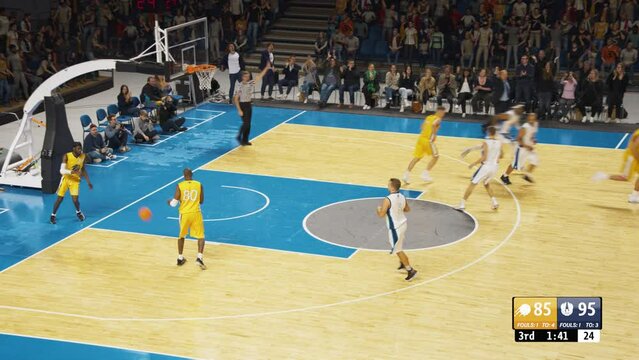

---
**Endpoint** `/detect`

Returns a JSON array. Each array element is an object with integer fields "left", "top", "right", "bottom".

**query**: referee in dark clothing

[{"left": 234, "top": 65, "right": 272, "bottom": 146}]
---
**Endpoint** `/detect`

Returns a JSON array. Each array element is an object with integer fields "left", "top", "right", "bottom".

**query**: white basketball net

[{"left": 195, "top": 68, "right": 216, "bottom": 91}]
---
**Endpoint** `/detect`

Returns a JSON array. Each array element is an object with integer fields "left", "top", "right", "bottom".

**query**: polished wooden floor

[{"left": 0, "top": 123, "right": 637, "bottom": 359}]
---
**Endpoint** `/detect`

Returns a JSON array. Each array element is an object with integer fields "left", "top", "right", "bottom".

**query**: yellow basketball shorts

[
  {"left": 56, "top": 177, "right": 80, "bottom": 197},
  {"left": 179, "top": 212, "right": 205, "bottom": 239},
  {"left": 413, "top": 138, "right": 438, "bottom": 158}
]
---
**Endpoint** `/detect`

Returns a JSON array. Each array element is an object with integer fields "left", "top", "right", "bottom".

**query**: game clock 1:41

[
  {"left": 513, "top": 297, "right": 602, "bottom": 342},
  {"left": 515, "top": 330, "right": 600, "bottom": 342}
]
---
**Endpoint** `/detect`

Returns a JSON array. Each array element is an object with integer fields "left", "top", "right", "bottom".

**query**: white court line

[
  {"left": 138, "top": 112, "right": 225, "bottom": 147},
  {"left": 85, "top": 156, "right": 129, "bottom": 168},
  {"left": 0, "top": 177, "right": 519, "bottom": 322},
  {"left": 0, "top": 110, "right": 305, "bottom": 275},
  {"left": 202, "top": 169, "right": 424, "bottom": 194},
  {"left": 89, "top": 227, "right": 351, "bottom": 261},
  {"left": 166, "top": 185, "right": 270, "bottom": 222},
  {"left": 0, "top": 208, "right": 8, "bottom": 215},
  {"left": 0, "top": 331, "right": 201, "bottom": 360},
  {"left": 615, "top": 133, "right": 630, "bottom": 149},
  {"left": 288, "top": 121, "right": 628, "bottom": 150},
  {"left": 195, "top": 108, "right": 225, "bottom": 113},
  {"left": 0, "top": 132, "right": 521, "bottom": 322}
]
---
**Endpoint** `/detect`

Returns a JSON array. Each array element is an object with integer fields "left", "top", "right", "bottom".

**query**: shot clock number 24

[{"left": 512, "top": 297, "right": 602, "bottom": 343}]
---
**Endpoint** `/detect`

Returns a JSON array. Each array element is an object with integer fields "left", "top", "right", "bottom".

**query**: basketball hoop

[{"left": 186, "top": 64, "right": 217, "bottom": 91}]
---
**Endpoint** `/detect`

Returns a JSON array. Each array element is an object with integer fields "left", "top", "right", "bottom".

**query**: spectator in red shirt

[{"left": 601, "top": 39, "right": 621, "bottom": 74}]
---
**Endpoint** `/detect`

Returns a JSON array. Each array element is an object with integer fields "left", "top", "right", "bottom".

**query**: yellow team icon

[{"left": 513, "top": 297, "right": 558, "bottom": 330}]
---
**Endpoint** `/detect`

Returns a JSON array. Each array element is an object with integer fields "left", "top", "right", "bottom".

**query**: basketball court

[{"left": 0, "top": 17, "right": 638, "bottom": 360}]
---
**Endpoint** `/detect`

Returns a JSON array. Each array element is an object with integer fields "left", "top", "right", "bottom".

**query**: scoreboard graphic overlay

[{"left": 512, "top": 297, "right": 602, "bottom": 342}]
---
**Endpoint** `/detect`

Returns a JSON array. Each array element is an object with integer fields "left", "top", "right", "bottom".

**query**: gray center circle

[{"left": 304, "top": 198, "right": 478, "bottom": 251}]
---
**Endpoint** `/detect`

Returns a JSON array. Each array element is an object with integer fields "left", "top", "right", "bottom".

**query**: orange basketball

[{"left": 138, "top": 207, "right": 152, "bottom": 222}]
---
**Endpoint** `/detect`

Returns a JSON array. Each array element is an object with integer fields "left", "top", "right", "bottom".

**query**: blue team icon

[{"left": 557, "top": 297, "right": 602, "bottom": 330}]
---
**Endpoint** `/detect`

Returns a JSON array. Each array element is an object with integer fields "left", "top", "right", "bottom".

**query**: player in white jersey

[
  {"left": 501, "top": 113, "right": 539, "bottom": 184},
  {"left": 497, "top": 104, "right": 524, "bottom": 144},
  {"left": 461, "top": 105, "right": 523, "bottom": 159},
  {"left": 457, "top": 126, "right": 503, "bottom": 210},
  {"left": 376, "top": 178, "right": 417, "bottom": 281}
]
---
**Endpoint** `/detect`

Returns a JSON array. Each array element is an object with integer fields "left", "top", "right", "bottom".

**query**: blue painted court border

[
  {"left": 0, "top": 103, "right": 302, "bottom": 272},
  {"left": 0, "top": 105, "right": 634, "bottom": 358},
  {"left": 0, "top": 333, "right": 188, "bottom": 360},
  {"left": 93, "top": 170, "right": 422, "bottom": 259},
  {"left": 288, "top": 110, "right": 632, "bottom": 149}
]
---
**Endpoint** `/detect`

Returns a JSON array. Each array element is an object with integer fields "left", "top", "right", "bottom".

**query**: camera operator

[
  {"left": 158, "top": 96, "right": 187, "bottom": 133},
  {"left": 105, "top": 115, "right": 131, "bottom": 153}
]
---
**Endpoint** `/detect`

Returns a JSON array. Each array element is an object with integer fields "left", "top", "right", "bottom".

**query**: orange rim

[{"left": 185, "top": 64, "right": 217, "bottom": 74}]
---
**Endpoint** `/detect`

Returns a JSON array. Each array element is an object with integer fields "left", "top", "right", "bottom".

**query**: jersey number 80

[{"left": 182, "top": 190, "right": 199, "bottom": 201}]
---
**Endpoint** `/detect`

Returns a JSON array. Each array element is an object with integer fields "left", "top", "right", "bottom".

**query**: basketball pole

[{"left": 0, "top": 18, "right": 209, "bottom": 189}]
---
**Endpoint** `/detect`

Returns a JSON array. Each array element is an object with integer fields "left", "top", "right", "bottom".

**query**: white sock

[
  {"left": 51, "top": 213, "right": 56, "bottom": 216},
  {"left": 459, "top": 199, "right": 466, "bottom": 207},
  {"left": 197, "top": 253, "right": 203, "bottom": 260},
  {"left": 491, "top": 197, "right": 498, "bottom": 205},
  {"left": 405, "top": 265, "right": 413, "bottom": 271},
  {"left": 633, "top": 190, "right": 639, "bottom": 196},
  {"left": 76, "top": 210, "right": 81, "bottom": 213},
  {"left": 178, "top": 254, "right": 184, "bottom": 260}
]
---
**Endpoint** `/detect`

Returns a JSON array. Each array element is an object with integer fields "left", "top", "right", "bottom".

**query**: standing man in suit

[
  {"left": 259, "top": 43, "right": 276, "bottom": 100},
  {"left": 514, "top": 55, "right": 535, "bottom": 112},
  {"left": 492, "top": 69, "right": 512, "bottom": 114}
]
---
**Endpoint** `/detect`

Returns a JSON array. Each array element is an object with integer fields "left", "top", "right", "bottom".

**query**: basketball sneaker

[
  {"left": 196, "top": 258, "right": 207, "bottom": 270},
  {"left": 402, "top": 170, "right": 410, "bottom": 184},
  {"left": 523, "top": 175, "right": 535, "bottom": 183},
  {"left": 397, "top": 262, "right": 405, "bottom": 270},
  {"left": 177, "top": 258, "right": 187, "bottom": 266},
  {"left": 50, "top": 214, "right": 56, "bottom": 224},
  {"left": 420, "top": 170, "right": 432, "bottom": 182},
  {"left": 405, "top": 269, "right": 418, "bottom": 281},
  {"left": 629, "top": 193, "right": 639, "bottom": 204},
  {"left": 76, "top": 211, "right": 85, "bottom": 221},
  {"left": 500, "top": 175, "right": 511, "bottom": 185}
]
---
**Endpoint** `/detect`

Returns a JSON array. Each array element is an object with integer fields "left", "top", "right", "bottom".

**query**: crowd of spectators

[
  {"left": 0, "top": 0, "right": 282, "bottom": 108},
  {"left": 247, "top": 42, "right": 629, "bottom": 122},
  {"left": 242, "top": 0, "right": 633, "bottom": 123},
  {"left": 326, "top": 0, "right": 639, "bottom": 79}
]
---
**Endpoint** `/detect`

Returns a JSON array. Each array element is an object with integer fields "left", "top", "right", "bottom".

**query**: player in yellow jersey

[
  {"left": 403, "top": 106, "right": 446, "bottom": 183},
  {"left": 50, "top": 142, "right": 93, "bottom": 224},
  {"left": 594, "top": 128, "right": 639, "bottom": 203},
  {"left": 168, "top": 168, "right": 207, "bottom": 269}
]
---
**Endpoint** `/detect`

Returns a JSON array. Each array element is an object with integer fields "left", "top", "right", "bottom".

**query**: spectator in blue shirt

[{"left": 84, "top": 124, "right": 115, "bottom": 163}]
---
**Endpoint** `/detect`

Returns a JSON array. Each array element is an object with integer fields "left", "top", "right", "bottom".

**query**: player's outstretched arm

[
  {"left": 516, "top": 128, "right": 527, "bottom": 148},
  {"left": 168, "top": 185, "right": 180, "bottom": 207},
  {"left": 376, "top": 198, "right": 390, "bottom": 217},
  {"left": 431, "top": 120, "right": 441, "bottom": 142},
  {"left": 470, "top": 142, "right": 488, "bottom": 168},
  {"left": 461, "top": 145, "right": 482, "bottom": 158},
  {"left": 59, "top": 154, "right": 70, "bottom": 175},
  {"left": 254, "top": 62, "right": 271, "bottom": 83},
  {"left": 631, "top": 136, "right": 639, "bottom": 161},
  {"left": 81, "top": 159, "right": 93, "bottom": 190}
]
